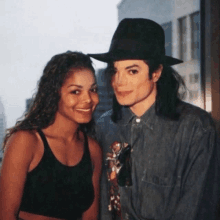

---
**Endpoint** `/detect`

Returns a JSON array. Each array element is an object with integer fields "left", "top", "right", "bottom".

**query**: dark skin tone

[{"left": 0, "top": 69, "right": 102, "bottom": 220}]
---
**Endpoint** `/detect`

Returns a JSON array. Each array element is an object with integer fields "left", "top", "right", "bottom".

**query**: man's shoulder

[
  {"left": 95, "top": 109, "right": 115, "bottom": 134},
  {"left": 95, "top": 109, "right": 120, "bottom": 143},
  {"left": 178, "top": 101, "right": 215, "bottom": 131},
  {"left": 96, "top": 109, "right": 113, "bottom": 124}
]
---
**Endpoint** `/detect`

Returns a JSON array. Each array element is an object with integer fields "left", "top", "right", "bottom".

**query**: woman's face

[{"left": 57, "top": 68, "right": 99, "bottom": 125}]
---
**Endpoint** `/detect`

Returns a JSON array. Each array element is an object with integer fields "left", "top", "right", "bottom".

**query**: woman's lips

[{"left": 76, "top": 108, "right": 92, "bottom": 113}]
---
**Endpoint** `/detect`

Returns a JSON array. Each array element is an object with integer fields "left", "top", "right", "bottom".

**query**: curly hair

[
  {"left": 105, "top": 59, "right": 186, "bottom": 122},
  {"left": 3, "top": 51, "right": 96, "bottom": 149}
]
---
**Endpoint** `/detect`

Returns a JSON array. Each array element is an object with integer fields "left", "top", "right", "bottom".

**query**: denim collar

[{"left": 118, "top": 103, "right": 156, "bottom": 130}]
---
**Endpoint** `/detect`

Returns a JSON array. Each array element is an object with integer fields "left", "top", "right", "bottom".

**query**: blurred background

[{"left": 0, "top": 0, "right": 219, "bottom": 163}]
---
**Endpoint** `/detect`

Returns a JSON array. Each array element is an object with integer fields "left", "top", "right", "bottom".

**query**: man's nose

[{"left": 115, "top": 72, "right": 126, "bottom": 86}]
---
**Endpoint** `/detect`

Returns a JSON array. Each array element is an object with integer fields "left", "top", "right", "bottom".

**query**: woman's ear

[{"left": 152, "top": 64, "right": 163, "bottom": 82}]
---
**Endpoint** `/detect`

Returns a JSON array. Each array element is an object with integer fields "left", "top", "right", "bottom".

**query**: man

[{"left": 88, "top": 18, "right": 219, "bottom": 220}]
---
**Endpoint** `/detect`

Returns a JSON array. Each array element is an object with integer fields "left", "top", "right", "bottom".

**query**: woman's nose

[{"left": 82, "top": 92, "right": 92, "bottom": 103}]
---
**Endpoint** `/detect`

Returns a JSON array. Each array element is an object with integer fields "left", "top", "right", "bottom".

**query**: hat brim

[{"left": 88, "top": 52, "right": 183, "bottom": 66}]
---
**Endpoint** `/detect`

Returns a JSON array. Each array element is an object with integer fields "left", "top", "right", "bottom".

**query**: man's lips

[{"left": 115, "top": 90, "right": 133, "bottom": 96}]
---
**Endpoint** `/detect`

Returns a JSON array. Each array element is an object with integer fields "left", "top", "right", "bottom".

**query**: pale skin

[
  {"left": 0, "top": 69, "right": 102, "bottom": 220},
  {"left": 111, "top": 60, "right": 163, "bottom": 116}
]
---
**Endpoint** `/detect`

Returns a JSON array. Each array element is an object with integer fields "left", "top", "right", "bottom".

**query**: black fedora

[{"left": 88, "top": 18, "right": 183, "bottom": 66}]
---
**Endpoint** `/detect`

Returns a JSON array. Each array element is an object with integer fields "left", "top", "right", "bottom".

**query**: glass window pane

[
  {"left": 191, "top": 12, "right": 200, "bottom": 60},
  {"left": 161, "top": 22, "right": 172, "bottom": 57},
  {"left": 179, "top": 17, "right": 187, "bottom": 61}
]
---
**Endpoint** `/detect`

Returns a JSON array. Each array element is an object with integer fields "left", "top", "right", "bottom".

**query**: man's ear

[{"left": 152, "top": 64, "right": 163, "bottom": 82}]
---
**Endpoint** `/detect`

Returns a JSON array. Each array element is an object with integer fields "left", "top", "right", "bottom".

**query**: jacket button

[{"left": 136, "top": 117, "right": 141, "bottom": 123}]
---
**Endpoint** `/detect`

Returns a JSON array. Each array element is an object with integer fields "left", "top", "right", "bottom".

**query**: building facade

[
  {"left": 117, "top": 0, "right": 202, "bottom": 108},
  {"left": 0, "top": 98, "right": 6, "bottom": 162},
  {"left": 94, "top": 69, "right": 114, "bottom": 120},
  {"left": 26, "top": 98, "right": 33, "bottom": 112}
]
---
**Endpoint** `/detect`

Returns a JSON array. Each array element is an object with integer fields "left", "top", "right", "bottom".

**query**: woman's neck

[{"left": 43, "top": 114, "right": 80, "bottom": 142}]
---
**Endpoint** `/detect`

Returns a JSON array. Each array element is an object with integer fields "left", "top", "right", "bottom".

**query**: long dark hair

[
  {"left": 3, "top": 51, "right": 96, "bottom": 149},
  {"left": 105, "top": 59, "right": 186, "bottom": 122}
]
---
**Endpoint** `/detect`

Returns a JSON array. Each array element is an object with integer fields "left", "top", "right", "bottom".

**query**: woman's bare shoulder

[
  {"left": 87, "top": 136, "right": 101, "bottom": 152},
  {"left": 4, "top": 130, "right": 39, "bottom": 159},
  {"left": 7, "top": 129, "right": 38, "bottom": 145}
]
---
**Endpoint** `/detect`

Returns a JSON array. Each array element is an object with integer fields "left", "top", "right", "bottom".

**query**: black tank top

[{"left": 19, "top": 129, "right": 94, "bottom": 220}]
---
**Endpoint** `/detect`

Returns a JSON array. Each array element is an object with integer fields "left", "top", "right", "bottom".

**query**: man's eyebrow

[{"left": 125, "top": 64, "right": 140, "bottom": 69}]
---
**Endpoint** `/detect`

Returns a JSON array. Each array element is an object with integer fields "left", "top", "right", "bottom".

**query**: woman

[{"left": 0, "top": 51, "right": 102, "bottom": 220}]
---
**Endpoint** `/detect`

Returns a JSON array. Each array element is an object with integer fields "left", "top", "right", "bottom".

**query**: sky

[{"left": 0, "top": 0, "right": 121, "bottom": 128}]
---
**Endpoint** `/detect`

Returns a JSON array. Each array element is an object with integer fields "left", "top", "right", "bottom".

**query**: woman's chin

[{"left": 77, "top": 117, "right": 93, "bottom": 124}]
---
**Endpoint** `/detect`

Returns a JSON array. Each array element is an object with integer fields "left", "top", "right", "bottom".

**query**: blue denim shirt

[{"left": 95, "top": 101, "right": 219, "bottom": 220}]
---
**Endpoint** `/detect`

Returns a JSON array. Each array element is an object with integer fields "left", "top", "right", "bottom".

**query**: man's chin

[{"left": 117, "top": 99, "right": 133, "bottom": 107}]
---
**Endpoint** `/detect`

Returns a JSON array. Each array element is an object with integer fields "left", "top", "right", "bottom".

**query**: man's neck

[{"left": 129, "top": 92, "right": 156, "bottom": 117}]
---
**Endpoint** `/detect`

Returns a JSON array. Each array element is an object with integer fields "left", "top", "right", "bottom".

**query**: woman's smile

[{"left": 76, "top": 108, "right": 92, "bottom": 113}]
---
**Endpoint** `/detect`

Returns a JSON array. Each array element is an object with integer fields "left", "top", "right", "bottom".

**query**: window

[
  {"left": 189, "top": 90, "right": 199, "bottom": 100},
  {"left": 191, "top": 11, "right": 200, "bottom": 60},
  {"left": 179, "top": 16, "right": 187, "bottom": 61},
  {"left": 161, "top": 21, "right": 172, "bottom": 56},
  {"left": 189, "top": 73, "right": 199, "bottom": 84}
]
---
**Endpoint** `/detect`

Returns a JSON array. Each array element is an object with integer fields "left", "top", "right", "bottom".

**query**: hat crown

[
  {"left": 112, "top": 18, "right": 165, "bottom": 47},
  {"left": 88, "top": 18, "right": 183, "bottom": 65}
]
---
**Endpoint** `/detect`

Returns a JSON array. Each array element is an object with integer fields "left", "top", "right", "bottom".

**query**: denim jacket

[{"left": 95, "top": 101, "right": 219, "bottom": 220}]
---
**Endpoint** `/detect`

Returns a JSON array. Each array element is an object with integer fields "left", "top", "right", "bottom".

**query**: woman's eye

[
  {"left": 91, "top": 87, "right": 98, "bottom": 93},
  {"left": 129, "top": 69, "right": 138, "bottom": 75},
  {"left": 71, "top": 90, "right": 80, "bottom": 95}
]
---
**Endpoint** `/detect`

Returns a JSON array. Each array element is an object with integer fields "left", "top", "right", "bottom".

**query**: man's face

[{"left": 111, "top": 60, "right": 162, "bottom": 116}]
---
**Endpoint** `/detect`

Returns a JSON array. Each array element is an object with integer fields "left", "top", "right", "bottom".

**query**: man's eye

[
  {"left": 71, "top": 90, "right": 80, "bottom": 95},
  {"left": 111, "top": 70, "right": 117, "bottom": 75},
  {"left": 110, "top": 68, "right": 117, "bottom": 75},
  {"left": 129, "top": 69, "right": 138, "bottom": 75}
]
